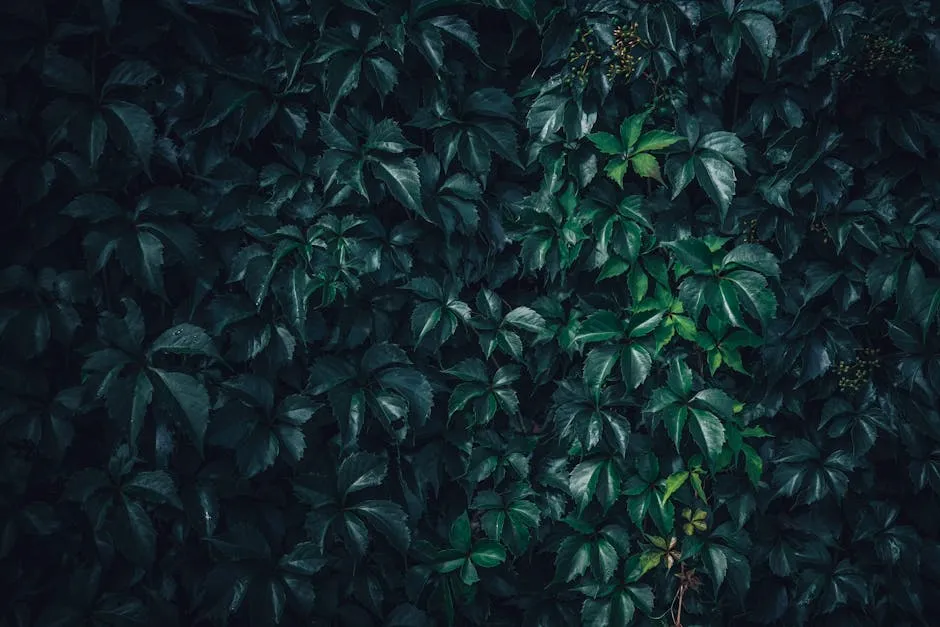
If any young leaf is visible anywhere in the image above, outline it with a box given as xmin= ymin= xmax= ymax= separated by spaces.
xmin=634 ymin=130 xmax=684 ymax=154
xmin=620 ymin=111 xmax=650 ymax=152
xmin=630 ymin=153 xmax=663 ymax=183
xmin=588 ymin=132 xmax=624 ymax=155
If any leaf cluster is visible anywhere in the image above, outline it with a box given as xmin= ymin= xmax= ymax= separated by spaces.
xmin=2 ymin=0 xmax=940 ymax=626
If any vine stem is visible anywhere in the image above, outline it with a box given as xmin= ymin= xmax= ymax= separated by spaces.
xmin=674 ymin=584 xmax=686 ymax=626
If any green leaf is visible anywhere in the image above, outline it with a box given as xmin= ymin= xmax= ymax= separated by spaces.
xmin=444 ymin=359 xmax=489 ymax=383
xmin=663 ymin=405 xmax=689 ymax=449
xmin=236 ymin=428 xmax=279 ymax=477
xmin=588 ymin=132 xmax=624 ymax=155
xmin=694 ymin=154 xmax=736 ymax=215
xmin=428 ymin=16 xmax=481 ymax=56
xmin=364 ymin=57 xmax=399 ymax=98
xmin=459 ymin=559 xmax=480 ymax=585
xmin=693 ymin=389 xmax=736 ymax=418
xmin=375 ymin=367 xmax=433 ymax=426
xmin=721 ymin=244 xmax=780 ymax=277
xmin=352 ymin=500 xmax=411 ymax=553
xmin=337 ymin=452 xmax=388 ymax=498
xmin=699 ymin=132 xmax=747 ymax=170
xmin=470 ymin=540 xmax=506 ymax=567
xmin=630 ymin=153 xmax=663 ymax=183
xmin=373 ymin=156 xmax=422 ymax=212
xmin=119 ymin=231 xmax=165 ymax=297
xmin=411 ymin=301 xmax=442 ymax=344
xmin=716 ymin=281 xmax=744 ymax=327
xmin=555 ymin=536 xmax=591 ymax=583
xmin=620 ymin=111 xmax=650 ymax=152
xmin=148 ymin=324 xmax=219 ymax=360
xmin=570 ymin=457 xmax=605 ymax=511
xmin=596 ymin=462 xmax=622 ymax=512
xmin=279 ymin=542 xmax=327 ymax=576
xmin=103 ymin=60 xmax=159 ymax=94
xmin=593 ymin=537 xmax=620 ymax=582
xmin=149 ymin=369 xmax=209 ymax=451
xmin=449 ymin=382 xmax=487 ymax=416
xmin=104 ymin=101 xmax=155 ymax=175
xmin=620 ymin=344 xmax=652 ymax=390
xmin=575 ymin=310 xmax=624 ymax=343
xmin=604 ymin=158 xmax=630 ymax=187
xmin=527 ymin=92 xmax=568 ymax=141
xmin=124 ymin=471 xmax=182 ymax=508
xmin=739 ymin=12 xmax=776 ymax=69
xmin=89 ymin=113 xmax=108 ymax=167
xmin=449 ymin=512 xmax=472 ymax=552
xmin=664 ymin=239 xmax=715 ymax=274
xmin=628 ymin=311 xmax=664 ymax=338
xmin=667 ymin=358 xmax=694 ymax=397
xmin=583 ymin=345 xmax=620 ymax=390
xmin=582 ymin=589 xmax=638 ymax=627
xmin=325 ymin=56 xmax=362 ymax=113
xmin=661 ymin=471 xmax=689 ymax=502
xmin=742 ymin=444 xmax=763 ymax=487
xmin=725 ymin=270 xmax=776 ymax=326
xmin=129 ymin=372 xmax=153 ymax=446
xmin=504 ymin=306 xmax=547 ymax=333
xmin=689 ymin=407 xmax=726 ymax=466
xmin=307 ymin=357 xmax=356 ymax=395
xmin=114 ymin=499 xmax=157 ymax=565
xmin=634 ymin=130 xmax=683 ymax=153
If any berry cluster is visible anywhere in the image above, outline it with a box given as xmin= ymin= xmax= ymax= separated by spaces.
xmin=742 ymin=217 xmax=760 ymax=243
xmin=564 ymin=23 xmax=645 ymax=86
xmin=606 ymin=23 xmax=643 ymax=80
xmin=810 ymin=220 xmax=830 ymax=243
xmin=836 ymin=348 xmax=879 ymax=393
xmin=564 ymin=27 xmax=600 ymax=86
xmin=833 ymin=34 xmax=915 ymax=80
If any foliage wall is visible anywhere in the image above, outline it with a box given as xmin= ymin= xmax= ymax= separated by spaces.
xmin=2 ymin=0 xmax=940 ymax=626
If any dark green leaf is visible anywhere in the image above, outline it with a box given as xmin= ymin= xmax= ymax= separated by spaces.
xmin=149 ymin=369 xmax=209 ymax=450
xmin=337 ymin=453 xmax=388 ymax=498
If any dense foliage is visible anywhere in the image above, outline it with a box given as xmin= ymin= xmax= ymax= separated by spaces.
xmin=2 ymin=0 xmax=940 ymax=625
